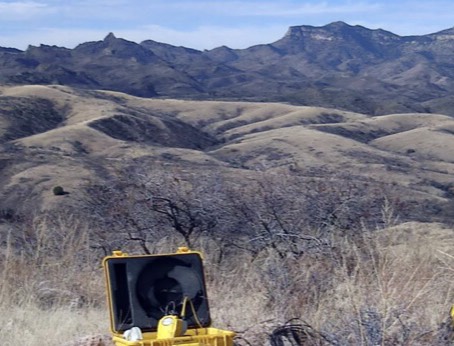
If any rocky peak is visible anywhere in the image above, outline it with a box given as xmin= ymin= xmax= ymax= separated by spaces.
xmin=283 ymin=22 xmax=398 ymax=42
xmin=72 ymin=33 xmax=160 ymax=64
xmin=24 ymin=44 xmax=71 ymax=62
xmin=284 ymin=21 xmax=351 ymax=38
xmin=324 ymin=21 xmax=354 ymax=31
xmin=203 ymin=45 xmax=239 ymax=63
xmin=104 ymin=32 xmax=117 ymax=42
xmin=279 ymin=21 xmax=402 ymax=54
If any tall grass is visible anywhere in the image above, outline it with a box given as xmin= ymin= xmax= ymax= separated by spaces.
xmin=0 ymin=213 xmax=108 ymax=346
xmin=205 ymin=222 xmax=454 ymax=345
xmin=0 ymin=215 xmax=453 ymax=345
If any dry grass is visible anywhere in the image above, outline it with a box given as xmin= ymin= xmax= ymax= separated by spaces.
xmin=0 ymin=218 xmax=453 ymax=345
xmin=2 ymin=84 xmax=454 ymax=218
xmin=371 ymin=126 xmax=454 ymax=162
xmin=3 ymin=85 xmax=454 ymax=163
xmin=0 ymin=304 xmax=109 ymax=346
xmin=0 ymin=85 xmax=454 ymax=344
xmin=203 ymin=222 xmax=454 ymax=345
xmin=0 ymin=214 xmax=110 ymax=346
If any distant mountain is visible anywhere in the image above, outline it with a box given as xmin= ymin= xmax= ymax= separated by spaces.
xmin=2 ymin=22 xmax=454 ymax=115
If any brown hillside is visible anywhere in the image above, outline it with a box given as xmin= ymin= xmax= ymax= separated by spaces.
xmin=0 ymin=85 xmax=453 ymax=222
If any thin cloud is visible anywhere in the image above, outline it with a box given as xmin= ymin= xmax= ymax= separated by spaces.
xmin=52 ymin=1 xmax=141 ymax=21
xmin=0 ymin=1 xmax=54 ymax=20
xmin=145 ymin=1 xmax=381 ymax=17
xmin=25 ymin=1 xmax=381 ymax=22
xmin=238 ymin=2 xmax=382 ymax=17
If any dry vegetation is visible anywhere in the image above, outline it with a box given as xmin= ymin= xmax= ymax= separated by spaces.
xmin=1 ymin=85 xmax=454 ymax=220
xmin=0 ymin=215 xmax=108 ymax=345
xmin=1 ymin=166 xmax=453 ymax=345
xmin=0 ymin=85 xmax=454 ymax=345
xmin=1 ymin=221 xmax=453 ymax=345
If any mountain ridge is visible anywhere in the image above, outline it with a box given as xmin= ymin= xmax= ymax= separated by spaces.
xmin=2 ymin=21 xmax=454 ymax=115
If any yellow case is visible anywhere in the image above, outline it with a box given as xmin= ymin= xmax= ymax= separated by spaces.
xmin=111 ymin=328 xmax=235 ymax=346
xmin=103 ymin=248 xmax=235 ymax=346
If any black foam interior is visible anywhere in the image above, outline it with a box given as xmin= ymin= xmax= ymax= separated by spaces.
xmin=106 ymin=253 xmax=211 ymax=333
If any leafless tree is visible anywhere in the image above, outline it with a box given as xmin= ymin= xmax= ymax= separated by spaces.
xmin=83 ymin=163 xmax=406 ymax=260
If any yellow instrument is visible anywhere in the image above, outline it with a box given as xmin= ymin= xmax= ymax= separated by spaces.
xmin=103 ymin=247 xmax=235 ymax=346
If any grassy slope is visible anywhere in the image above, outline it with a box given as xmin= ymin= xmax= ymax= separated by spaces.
xmin=0 ymin=85 xmax=453 ymax=344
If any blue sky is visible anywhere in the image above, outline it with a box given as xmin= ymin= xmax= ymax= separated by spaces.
xmin=0 ymin=0 xmax=453 ymax=50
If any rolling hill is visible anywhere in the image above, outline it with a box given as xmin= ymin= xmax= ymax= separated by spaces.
xmin=0 ymin=85 xmax=453 ymax=225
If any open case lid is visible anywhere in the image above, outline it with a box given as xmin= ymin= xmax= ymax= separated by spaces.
xmin=103 ymin=249 xmax=211 ymax=334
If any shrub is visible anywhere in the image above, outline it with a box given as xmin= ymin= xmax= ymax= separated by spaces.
xmin=52 ymin=186 xmax=65 ymax=196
